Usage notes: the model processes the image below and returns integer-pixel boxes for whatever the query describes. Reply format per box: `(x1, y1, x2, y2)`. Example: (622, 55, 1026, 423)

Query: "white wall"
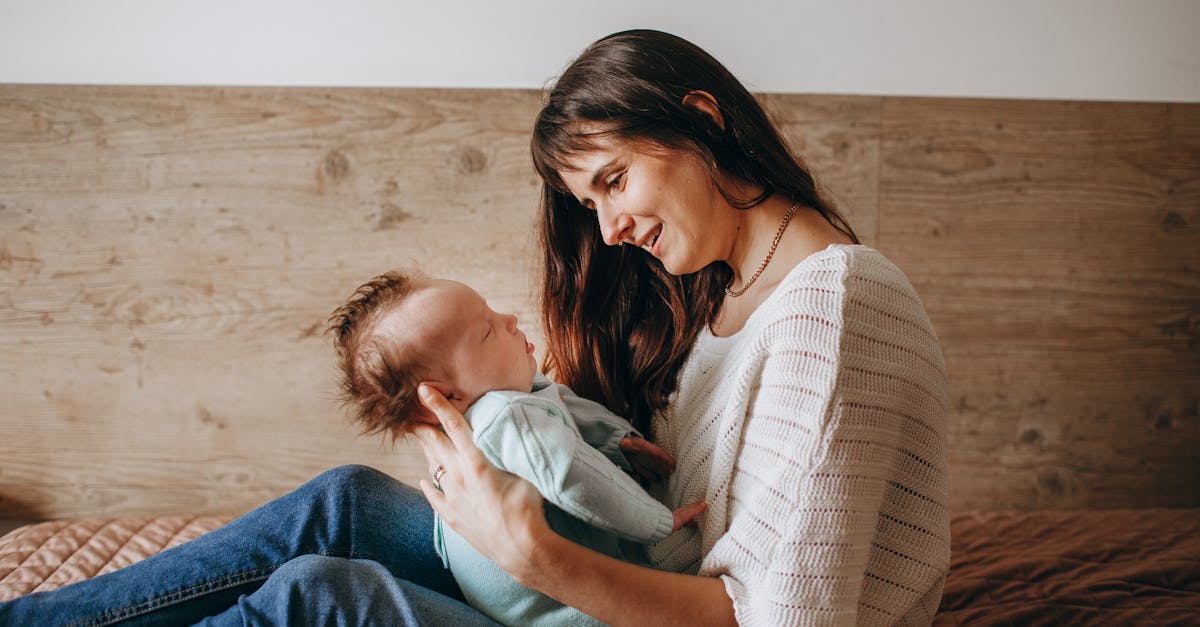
(1, 0, 1197, 102)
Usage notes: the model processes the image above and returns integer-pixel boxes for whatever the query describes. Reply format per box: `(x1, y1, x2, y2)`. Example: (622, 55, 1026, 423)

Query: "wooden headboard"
(1, 85, 1197, 520)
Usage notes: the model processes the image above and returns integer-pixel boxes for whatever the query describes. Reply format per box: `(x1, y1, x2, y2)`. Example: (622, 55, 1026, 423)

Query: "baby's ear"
(417, 380, 455, 402)
(414, 380, 473, 418)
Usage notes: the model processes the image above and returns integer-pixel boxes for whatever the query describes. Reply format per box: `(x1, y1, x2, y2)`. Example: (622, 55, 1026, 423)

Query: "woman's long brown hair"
(532, 30, 857, 434)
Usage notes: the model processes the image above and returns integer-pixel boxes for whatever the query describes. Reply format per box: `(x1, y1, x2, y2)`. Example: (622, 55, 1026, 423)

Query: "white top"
(648, 244, 950, 626)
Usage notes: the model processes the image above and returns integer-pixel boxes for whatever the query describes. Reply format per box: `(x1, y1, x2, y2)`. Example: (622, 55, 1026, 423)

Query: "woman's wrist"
(507, 513, 562, 587)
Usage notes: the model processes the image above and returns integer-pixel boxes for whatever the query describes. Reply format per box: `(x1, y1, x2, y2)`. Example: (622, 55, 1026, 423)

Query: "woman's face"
(557, 135, 742, 276)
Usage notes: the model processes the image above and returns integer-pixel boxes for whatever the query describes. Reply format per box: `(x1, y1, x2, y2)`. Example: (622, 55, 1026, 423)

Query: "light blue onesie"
(434, 373, 675, 627)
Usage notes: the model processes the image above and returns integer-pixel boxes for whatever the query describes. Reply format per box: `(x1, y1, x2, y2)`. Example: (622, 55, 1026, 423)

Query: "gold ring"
(432, 464, 447, 486)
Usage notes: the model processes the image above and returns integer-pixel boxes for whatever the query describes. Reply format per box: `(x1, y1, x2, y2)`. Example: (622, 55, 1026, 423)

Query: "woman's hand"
(618, 435, 676, 481)
(413, 384, 548, 580)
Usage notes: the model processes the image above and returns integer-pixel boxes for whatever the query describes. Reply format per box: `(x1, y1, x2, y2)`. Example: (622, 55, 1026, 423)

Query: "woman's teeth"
(644, 225, 662, 251)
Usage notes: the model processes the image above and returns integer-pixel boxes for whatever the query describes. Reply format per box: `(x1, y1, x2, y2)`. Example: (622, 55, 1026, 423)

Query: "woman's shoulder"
(748, 244, 933, 342)
(776, 243, 911, 289)
(753, 244, 884, 308)
(772, 244, 924, 309)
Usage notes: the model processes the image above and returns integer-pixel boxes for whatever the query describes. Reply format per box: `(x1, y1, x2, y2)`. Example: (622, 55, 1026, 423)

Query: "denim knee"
(202, 555, 422, 626)
(273, 554, 385, 587)
(268, 556, 501, 627)
(312, 464, 393, 497)
(266, 555, 401, 607)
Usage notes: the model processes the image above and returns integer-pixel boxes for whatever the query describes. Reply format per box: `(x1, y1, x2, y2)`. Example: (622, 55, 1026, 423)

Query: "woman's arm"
(523, 529, 736, 627)
(414, 384, 736, 627)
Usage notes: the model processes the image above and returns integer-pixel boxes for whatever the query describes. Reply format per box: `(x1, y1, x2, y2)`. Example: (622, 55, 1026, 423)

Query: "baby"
(327, 271, 701, 627)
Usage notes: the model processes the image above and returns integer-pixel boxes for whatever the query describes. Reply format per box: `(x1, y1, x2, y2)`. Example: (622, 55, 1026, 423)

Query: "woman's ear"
(682, 90, 725, 132)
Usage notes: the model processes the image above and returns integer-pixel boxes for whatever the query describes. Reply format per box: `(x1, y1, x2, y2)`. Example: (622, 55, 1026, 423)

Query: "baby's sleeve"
(556, 384, 639, 473)
(472, 396, 673, 544)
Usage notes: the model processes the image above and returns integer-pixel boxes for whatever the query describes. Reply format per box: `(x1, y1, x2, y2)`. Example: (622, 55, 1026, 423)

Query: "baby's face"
(384, 279, 538, 408)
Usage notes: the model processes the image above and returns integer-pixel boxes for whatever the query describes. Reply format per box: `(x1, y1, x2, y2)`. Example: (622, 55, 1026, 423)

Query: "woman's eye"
(607, 173, 624, 191)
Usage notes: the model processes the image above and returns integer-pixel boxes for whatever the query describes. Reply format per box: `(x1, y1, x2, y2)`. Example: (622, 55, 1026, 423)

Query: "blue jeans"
(0, 465, 499, 626)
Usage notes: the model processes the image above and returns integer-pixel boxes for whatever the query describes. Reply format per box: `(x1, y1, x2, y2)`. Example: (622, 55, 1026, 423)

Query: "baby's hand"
(619, 436, 676, 481)
(672, 502, 708, 531)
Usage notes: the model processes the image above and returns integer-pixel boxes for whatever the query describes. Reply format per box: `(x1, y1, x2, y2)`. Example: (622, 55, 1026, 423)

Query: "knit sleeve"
(702, 254, 949, 626)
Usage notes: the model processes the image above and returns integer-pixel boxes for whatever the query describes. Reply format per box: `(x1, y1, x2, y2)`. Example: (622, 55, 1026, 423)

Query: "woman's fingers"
(418, 478, 441, 503)
(412, 424, 456, 465)
(418, 385, 474, 446)
(417, 383, 492, 476)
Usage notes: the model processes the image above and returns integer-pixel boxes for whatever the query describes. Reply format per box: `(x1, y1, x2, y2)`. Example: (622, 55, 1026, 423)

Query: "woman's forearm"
(518, 527, 737, 627)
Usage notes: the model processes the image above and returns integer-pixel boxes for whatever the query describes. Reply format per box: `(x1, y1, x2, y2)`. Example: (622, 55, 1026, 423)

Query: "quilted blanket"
(0, 516, 231, 601)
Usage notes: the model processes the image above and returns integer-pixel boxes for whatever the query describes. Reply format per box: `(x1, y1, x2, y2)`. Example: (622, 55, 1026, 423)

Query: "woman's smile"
(636, 223, 663, 256)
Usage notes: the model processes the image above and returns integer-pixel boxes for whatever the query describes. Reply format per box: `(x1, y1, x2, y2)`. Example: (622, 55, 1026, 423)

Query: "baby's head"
(327, 271, 539, 439)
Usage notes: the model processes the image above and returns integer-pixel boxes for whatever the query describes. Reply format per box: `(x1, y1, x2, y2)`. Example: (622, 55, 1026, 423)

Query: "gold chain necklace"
(725, 200, 801, 297)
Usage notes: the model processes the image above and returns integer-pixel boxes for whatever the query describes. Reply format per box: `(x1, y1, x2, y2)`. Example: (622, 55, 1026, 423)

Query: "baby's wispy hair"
(326, 270, 427, 440)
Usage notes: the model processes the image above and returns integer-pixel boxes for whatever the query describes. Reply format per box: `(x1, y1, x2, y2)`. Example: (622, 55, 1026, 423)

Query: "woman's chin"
(657, 255, 701, 277)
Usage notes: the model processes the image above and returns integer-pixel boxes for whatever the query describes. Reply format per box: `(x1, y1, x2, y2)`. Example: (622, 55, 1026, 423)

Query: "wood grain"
(763, 94, 883, 243)
(0, 85, 545, 518)
(1, 85, 1196, 518)
(879, 97, 1200, 509)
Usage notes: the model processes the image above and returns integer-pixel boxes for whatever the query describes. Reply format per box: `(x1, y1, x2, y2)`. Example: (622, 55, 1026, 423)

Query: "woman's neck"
(713, 200, 854, 336)
(725, 197, 848, 289)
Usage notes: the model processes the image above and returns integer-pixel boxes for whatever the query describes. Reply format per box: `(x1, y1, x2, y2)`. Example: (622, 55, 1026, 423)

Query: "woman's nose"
(504, 313, 519, 333)
(596, 204, 634, 246)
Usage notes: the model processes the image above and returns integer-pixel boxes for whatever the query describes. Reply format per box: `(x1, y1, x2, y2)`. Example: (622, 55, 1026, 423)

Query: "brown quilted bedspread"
(936, 508, 1200, 625)
(0, 516, 232, 601)
(2, 509, 1198, 624)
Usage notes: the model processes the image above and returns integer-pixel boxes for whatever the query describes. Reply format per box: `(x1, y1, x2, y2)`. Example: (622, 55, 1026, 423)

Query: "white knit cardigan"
(647, 244, 950, 626)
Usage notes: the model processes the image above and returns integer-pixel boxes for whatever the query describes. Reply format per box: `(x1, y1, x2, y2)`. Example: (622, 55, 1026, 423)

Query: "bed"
(935, 508, 1200, 625)
(3, 509, 1197, 623)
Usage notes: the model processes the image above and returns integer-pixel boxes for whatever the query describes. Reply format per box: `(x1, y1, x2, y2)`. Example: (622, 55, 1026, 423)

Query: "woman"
(416, 29, 949, 625)
(0, 29, 947, 626)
